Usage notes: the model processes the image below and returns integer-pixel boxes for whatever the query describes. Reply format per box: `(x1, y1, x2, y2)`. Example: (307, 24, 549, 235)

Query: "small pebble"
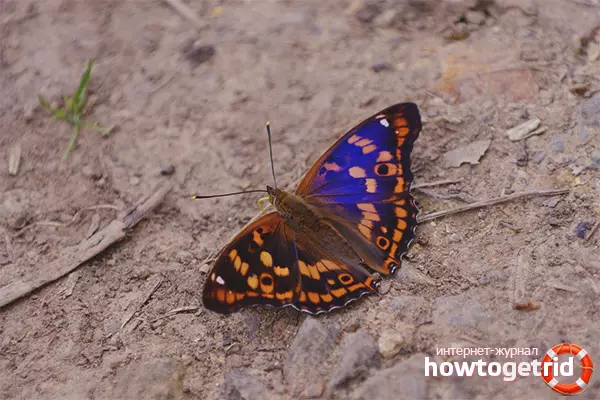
(183, 42, 216, 67)
(542, 197, 561, 208)
(371, 61, 392, 73)
(551, 136, 564, 153)
(355, 4, 380, 23)
(575, 221, 592, 238)
(160, 164, 176, 176)
(465, 10, 486, 25)
(532, 151, 546, 164)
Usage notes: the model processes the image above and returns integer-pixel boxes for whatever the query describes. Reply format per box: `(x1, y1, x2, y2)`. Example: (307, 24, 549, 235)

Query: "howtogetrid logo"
(425, 343, 594, 396)
(542, 343, 593, 396)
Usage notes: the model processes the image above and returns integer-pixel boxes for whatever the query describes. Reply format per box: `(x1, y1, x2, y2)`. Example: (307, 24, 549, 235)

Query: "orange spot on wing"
(308, 264, 321, 280)
(395, 207, 408, 218)
(316, 261, 328, 273)
(298, 260, 310, 277)
(355, 138, 372, 147)
(388, 243, 398, 258)
(323, 161, 342, 171)
(247, 291, 260, 297)
(394, 177, 405, 193)
(226, 291, 235, 304)
(363, 211, 380, 221)
(331, 287, 348, 298)
(260, 251, 273, 267)
(260, 273, 274, 293)
(247, 275, 259, 290)
(253, 230, 264, 246)
(365, 178, 377, 193)
(228, 249, 238, 261)
(321, 294, 333, 302)
(349, 166, 366, 178)
(308, 292, 320, 304)
(376, 151, 393, 162)
(299, 291, 307, 302)
(216, 289, 226, 302)
(397, 127, 410, 137)
(276, 290, 293, 301)
(362, 144, 377, 154)
(274, 266, 290, 276)
(235, 292, 245, 301)
(364, 277, 376, 289)
(358, 224, 372, 239)
(377, 236, 390, 250)
(348, 135, 361, 144)
(357, 203, 376, 213)
(348, 283, 365, 292)
(322, 259, 340, 270)
(397, 219, 407, 230)
(240, 262, 249, 276)
(233, 256, 242, 271)
(393, 229, 403, 242)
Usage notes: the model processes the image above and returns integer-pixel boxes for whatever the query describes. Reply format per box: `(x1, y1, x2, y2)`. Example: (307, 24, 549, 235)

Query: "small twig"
(418, 188, 569, 223)
(0, 182, 172, 309)
(162, 0, 204, 28)
(121, 276, 164, 330)
(585, 221, 600, 242)
(12, 204, 119, 237)
(149, 75, 174, 94)
(415, 188, 476, 203)
(412, 178, 463, 189)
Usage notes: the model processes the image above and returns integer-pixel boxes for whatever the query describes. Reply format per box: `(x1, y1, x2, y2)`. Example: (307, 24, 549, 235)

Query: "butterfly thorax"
(267, 186, 321, 230)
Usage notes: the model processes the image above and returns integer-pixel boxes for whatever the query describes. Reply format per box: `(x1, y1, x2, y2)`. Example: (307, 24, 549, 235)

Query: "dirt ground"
(1, 0, 600, 399)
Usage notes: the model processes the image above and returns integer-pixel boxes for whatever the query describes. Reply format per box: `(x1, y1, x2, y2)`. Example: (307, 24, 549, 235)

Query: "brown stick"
(0, 182, 172, 309)
(412, 178, 463, 189)
(417, 188, 569, 223)
(162, 0, 204, 28)
(585, 220, 600, 242)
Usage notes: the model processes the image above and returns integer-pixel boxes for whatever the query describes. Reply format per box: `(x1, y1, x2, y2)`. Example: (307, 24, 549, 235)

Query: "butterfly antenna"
(266, 121, 277, 188)
(192, 189, 268, 200)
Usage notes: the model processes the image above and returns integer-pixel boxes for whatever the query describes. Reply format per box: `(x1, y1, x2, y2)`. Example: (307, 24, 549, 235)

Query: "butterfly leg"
(257, 196, 271, 212)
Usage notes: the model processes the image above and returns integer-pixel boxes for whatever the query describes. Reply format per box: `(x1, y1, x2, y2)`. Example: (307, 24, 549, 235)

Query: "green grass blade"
(62, 125, 80, 160)
(38, 95, 67, 120)
(73, 59, 93, 109)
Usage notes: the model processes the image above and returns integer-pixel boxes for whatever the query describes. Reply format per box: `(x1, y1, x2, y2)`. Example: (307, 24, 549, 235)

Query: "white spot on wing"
(380, 118, 390, 127)
(216, 276, 225, 285)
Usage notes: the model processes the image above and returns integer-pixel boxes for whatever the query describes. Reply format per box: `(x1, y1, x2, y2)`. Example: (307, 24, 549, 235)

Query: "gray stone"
(532, 150, 546, 164)
(284, 318, 337, 395)
(327, 330, 379, 390)
(223, 370, 272, 400)
(443, 139, 491, 167)
(388, 295, 431, 325)
(356, 355, 426, 400)
(112, 358, 186, 400)
(433, 294, 488, 327)
(551, 136, 564, 153)
(506, 118, 541, 141)
(378, 323, 414, 359)
(466, 10, 486, 25)
(575, 221, 592, 239)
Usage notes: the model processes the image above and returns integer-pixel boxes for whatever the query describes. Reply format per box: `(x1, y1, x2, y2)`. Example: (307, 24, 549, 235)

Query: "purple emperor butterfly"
(202, 103, 421, 314)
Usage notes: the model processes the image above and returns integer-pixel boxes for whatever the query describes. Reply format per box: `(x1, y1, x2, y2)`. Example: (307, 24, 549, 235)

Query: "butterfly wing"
(289, 232, 377, 314)
(203, 212, 377, 314)
(203, 212, 300, 314)
(295, 103, 422, 275)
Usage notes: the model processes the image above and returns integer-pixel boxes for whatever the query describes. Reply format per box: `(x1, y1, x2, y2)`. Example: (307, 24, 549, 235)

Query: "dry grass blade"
(418, 188, 569, 223)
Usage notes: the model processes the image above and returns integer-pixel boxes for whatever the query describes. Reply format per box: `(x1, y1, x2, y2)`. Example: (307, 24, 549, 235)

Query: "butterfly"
(203, 103, 422, 314)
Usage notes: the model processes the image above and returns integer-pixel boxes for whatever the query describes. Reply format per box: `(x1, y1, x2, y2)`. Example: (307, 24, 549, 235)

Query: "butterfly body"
(203, 103, 422, 314)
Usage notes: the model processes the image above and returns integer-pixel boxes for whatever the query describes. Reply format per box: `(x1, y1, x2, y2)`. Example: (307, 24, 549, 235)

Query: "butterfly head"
(266, 185, 277, 205)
